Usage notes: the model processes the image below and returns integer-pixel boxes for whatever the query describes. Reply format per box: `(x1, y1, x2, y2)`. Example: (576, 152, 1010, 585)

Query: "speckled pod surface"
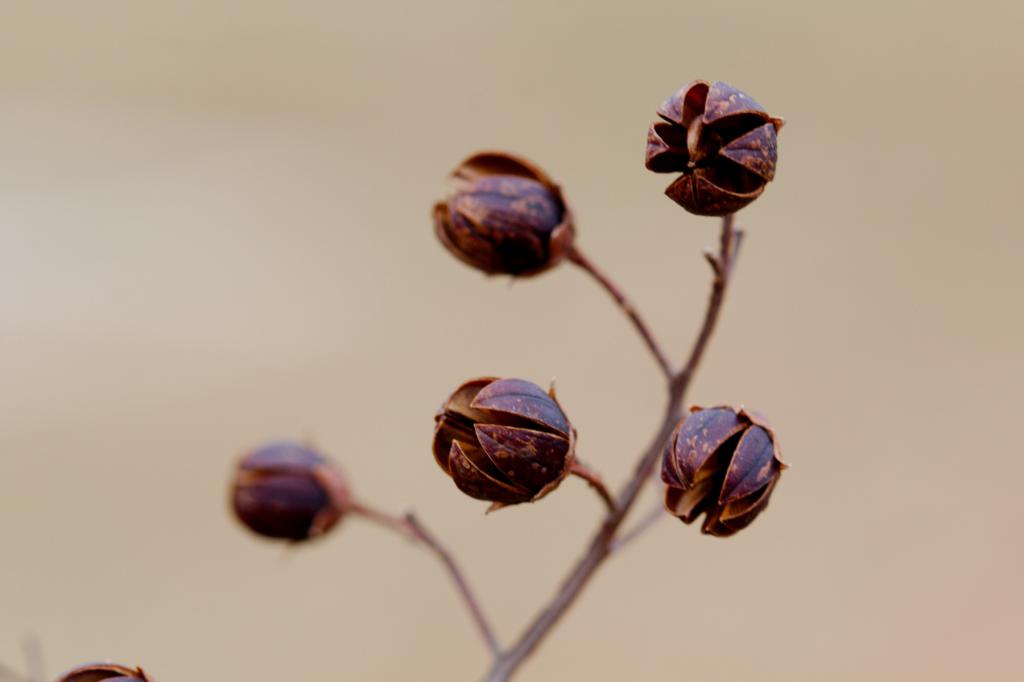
(433, 377, 575, 510)
(662, 405, 786, 536)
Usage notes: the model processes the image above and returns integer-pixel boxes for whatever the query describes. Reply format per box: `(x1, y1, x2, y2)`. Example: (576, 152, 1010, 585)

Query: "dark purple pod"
(433, 151, 575, 276)
(55, 663, 153, 682)
(231, 441, 351, 542)
(645, 80, 784, 216)
(433, 377, 574, 510)
(662, 405, 785, 537)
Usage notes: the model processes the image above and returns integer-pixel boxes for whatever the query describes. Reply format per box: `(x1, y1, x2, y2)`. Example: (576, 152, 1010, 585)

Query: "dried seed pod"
(662, 406, 785, 537)
(646, 81, 784, 215)
(55, 663, 153, 682)
(231, 441, 351, 542)
(433, 377, 575, 509)
(433, 152, 575, 276)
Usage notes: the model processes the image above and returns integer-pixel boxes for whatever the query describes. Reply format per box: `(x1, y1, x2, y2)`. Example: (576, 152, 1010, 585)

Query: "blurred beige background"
(1, 2, 1021, 681)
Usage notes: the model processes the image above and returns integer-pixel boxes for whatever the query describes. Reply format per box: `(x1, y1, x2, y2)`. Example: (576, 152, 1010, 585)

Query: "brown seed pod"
(645, 80, 784, 215)
(433, 152, 575, 276)
(433, 377, 575, 510)
(662, 406, 786, 537)
(54, 663, 153, 682)
(231, 441, 351, 542)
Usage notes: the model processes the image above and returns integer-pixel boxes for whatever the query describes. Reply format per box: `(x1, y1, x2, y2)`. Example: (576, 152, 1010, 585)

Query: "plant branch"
(482, 213, 740, 682)
(567, 245, 674, 380)
(610, 500, 666, 553)
(675, 214, 740, 390)
(569, 460, 618, 514)
(351, 502, 501, 656)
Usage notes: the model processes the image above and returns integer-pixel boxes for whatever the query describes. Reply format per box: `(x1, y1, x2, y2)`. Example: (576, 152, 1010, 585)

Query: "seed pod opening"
(662, 406, 785, 537)
(433, 377, 575, 509)
(55, 663, 153, 682)
(433, 152, 575, 276)
(646, 81, 784, 216)
(231, 441, 351, 542)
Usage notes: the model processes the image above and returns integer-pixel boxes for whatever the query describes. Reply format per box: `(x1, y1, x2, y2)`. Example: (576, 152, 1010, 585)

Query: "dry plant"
(49, 79, 788, 682)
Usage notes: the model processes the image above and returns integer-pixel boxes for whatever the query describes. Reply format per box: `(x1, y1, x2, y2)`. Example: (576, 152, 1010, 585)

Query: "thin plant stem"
(610, 500, 666, 553)
(568, 461, 618, 514)
(674, 214, 740, 390)
(481, 214, 740, 682)
(350, 502, 501, 656)
(567, 245, 674, 380)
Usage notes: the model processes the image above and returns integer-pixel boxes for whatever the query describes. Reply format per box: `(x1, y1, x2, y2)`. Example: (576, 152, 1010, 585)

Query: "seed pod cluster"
(433, 377, 575, 509)
(646, 80, 784, 215)
(55, 663, 153, 682)
(662, 406, 785, 536)
(231, 442, 351, 542)
(433, 152, 575, 276)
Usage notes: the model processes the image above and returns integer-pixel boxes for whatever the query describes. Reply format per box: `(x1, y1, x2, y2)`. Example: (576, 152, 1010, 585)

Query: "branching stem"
(342, 214, 741, 680)
(481, 214, 741, 682)
(610, 500, 666, 553)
